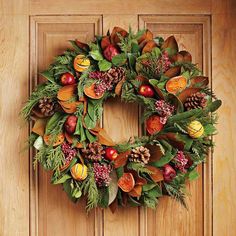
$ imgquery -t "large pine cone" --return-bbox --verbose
[38,97,55,116]
[184,92,207,110]
[82,142,105,162]
[129,146,151,164]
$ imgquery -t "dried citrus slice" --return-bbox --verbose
[166,75,187,94]
[118,172,135,192]
[84,83,104,100]
[57,84,77,101]
[146,115,164,135]
[128,185,142,197]
[43,133,65,146]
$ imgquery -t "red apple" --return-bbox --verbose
[61,73,76,85]
[105,147,118,161]
[64,115,78,134]
[163,164,176,182]
[138,85,155,97]
[103,44,119,61]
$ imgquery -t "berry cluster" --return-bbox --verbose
[174,151,188,173]
[155,100,175,124]
[93,163,112,187]
[61,142,77,164]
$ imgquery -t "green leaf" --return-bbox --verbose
[63,179,77,203]
[98,59,112,71]
[151,150,176,167]
[116,167,124,178]
[131,42,140,54]
[188,169,200,181]
[85,129,97,143]
[142,183,157,192]
[52,174,71,184]
[40,70,55,83]
[98,187,109,208]
[128,196,141,206]
[45,112,65,135]
[206,100,222,112]
[151,47,161,57]
[112,53,127,66]
[89,50,103,61]
[204,124,217,135]
[72,187,82,199]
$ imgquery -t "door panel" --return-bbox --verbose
[30,15,102,236]
[139,15,210,236]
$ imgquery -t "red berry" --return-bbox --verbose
[61,73,76,85]
[138,85,155,97]
[64,115,78,134]
[163,164,176,182]
[103,44,119,61]
[105,147,118,161]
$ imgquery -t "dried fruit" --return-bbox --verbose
[166,75,187,94]
[57,84,77,101]
[128,185,142,197]
[71,163,88,181]
[84,83,105,99]
[64,115,77,134]
[74,54,90,72]
[118,173,135,192]
[43,133,65,146]
[146,115,164,135]
[187,120,204,138]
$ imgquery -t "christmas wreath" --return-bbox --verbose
[22,27,221,212]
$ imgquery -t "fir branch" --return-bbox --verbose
[164,183,188,209]
[21,83,61,119]
[127,162,153,175]
[202,87,218,100]
[82,165,99,212]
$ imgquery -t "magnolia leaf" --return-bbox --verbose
[89,50,103,61]
[112,53,127,66]
[98,59,112,71]
[151,150,176,168]
[207,100,222,112]
[108,171,118,205]
[52,174,71,184]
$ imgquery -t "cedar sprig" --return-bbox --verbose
[81,165,99,212]
[21,82,60,119]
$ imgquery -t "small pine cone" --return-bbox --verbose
[184,92,207,111]
[105,67,126,84]
[82,142,105,162]
[38,97,55,116]
[129,146,151,164]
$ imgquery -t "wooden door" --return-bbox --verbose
[1,1,236,236]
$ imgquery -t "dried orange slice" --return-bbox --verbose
[146,115,164,135]
[84,83,104,99]
[57,84,77,101]
[118,173,135,193]
[166,75,187,94]
[43,133,65,146]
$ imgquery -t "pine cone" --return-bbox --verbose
[102,67,126,84]
[184,92,207,111]
[129,146,151,164]
[38,97,55,116]
[82,142,105,162]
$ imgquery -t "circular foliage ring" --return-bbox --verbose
[22,26,221,212]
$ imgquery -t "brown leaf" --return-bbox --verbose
[171,53,184,62]
[57,84,77,101]
[98,128,116,146]
[146,144,163,162]
[146,165,164,182]
[64,132,83,148]
[101,36,111,50]
[157,133,184,150]
[128,185,142,197]
[32,118,48,136]
[161,35,179,53]
[190,76,209,88]
[151,84,165,100]
[138,29,153,44]
[75,40,89,52]
[109,198,118,213]
[114,150,131,168]
[164,66,181,78]
[178,87,201,103]
[59,101,82,114]
[115,77,126,96]
[110,26,128,45]
[142,40,157,54]
[136,75,149,84]
[179,50,192,62]
[135,176,147,186]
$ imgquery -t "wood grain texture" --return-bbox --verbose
[29,0,211,15]
[102,15,141,236]
[0,0,29,236]
[30,15,102,236]
[212,0,236,235]
[139,15,211,236]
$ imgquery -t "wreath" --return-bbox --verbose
[22,26,221,212]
